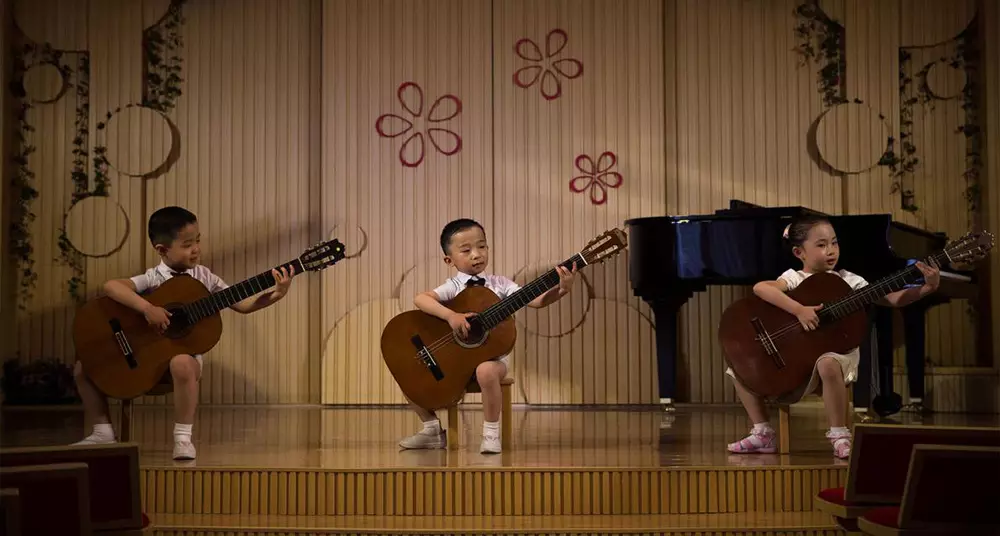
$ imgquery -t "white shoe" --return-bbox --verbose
[173,441,196,460]
[72,434,116,446]
[480,431,501,454]
[399,430,446,449]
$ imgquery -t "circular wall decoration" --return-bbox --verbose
[396,259,454,313]
[326,222,369,260]
[925,61,966,100]
[23,62,69,104]
[511,262,592,337]
[815,102,890,174]
[14,0,88,51]
[101,105,179,178]
[63,196,130,258]
[899,0,976,48]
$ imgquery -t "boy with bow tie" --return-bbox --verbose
[398,218,577,454]
[71,206,295,460]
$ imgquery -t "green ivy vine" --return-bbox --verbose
[955,22,982,225]
[793,0,847,107]
[55,54,91,303]
[143,0,186,113]
[8,43,71,309]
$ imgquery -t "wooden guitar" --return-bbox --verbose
[380,229,629,410]
[72,239,347,400]
[718,230,994,399]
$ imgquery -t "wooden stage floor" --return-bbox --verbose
[2,403,996,469]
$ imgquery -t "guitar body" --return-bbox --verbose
[73,276,224,400]
[718,271,869,399]
[380,286,517,410]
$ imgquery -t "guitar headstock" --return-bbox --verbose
[943,230,995,266]
[580,228,628,266]
[299,239,347,272]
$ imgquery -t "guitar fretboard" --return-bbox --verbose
[817,251,948,322]
[182,259,303,322]
[477,253,587,330]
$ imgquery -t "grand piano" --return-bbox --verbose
[626,200,983,415]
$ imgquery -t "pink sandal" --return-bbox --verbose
[727,428,777,454]
[827,429,852,459]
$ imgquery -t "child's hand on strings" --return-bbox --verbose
[914,259,940,292]
[795,303,823,331]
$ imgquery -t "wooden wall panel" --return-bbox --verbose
[319,0,493,404]
[492,0,664,404]
[3,0,994,406]
[985,0,1000,369]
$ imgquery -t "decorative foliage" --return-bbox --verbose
[513,29,584,101]
[793,1,846,107]
[954,21,982,225]
[570,152,623,205]
[143,0,186,113]
[8,43,71,309]
[375,82,463,168]
[1,358,80,405]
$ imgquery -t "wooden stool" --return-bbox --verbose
[446,377,514,451]
[777,388,854,454]
[117,383,172,442]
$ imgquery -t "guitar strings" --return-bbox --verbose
[410,261,580,361]
[763,251,949,343]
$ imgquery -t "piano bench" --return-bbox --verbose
[446,377,514,451]
[777,388,855,454]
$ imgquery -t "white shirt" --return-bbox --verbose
[432,271,521,302]
[432,271,521,367]
[778,268,868,291]
[130,261,229,295]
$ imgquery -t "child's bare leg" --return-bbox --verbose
[727,375,777,454]
[817,356,852,459]
[733,376,770,424]
[817,357,847,428]
[72,361,115,443]
[169,354,200,460]
[399,396,445,450]
[475,360,506,454]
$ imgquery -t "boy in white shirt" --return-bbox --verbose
[398,218,578,454]
[72,206,295,460]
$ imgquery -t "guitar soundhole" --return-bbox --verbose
[454,317,488,349]
[162,304,194,339]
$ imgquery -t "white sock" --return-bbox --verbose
[752,422,773,434]
[174,423,193,443]
[829,426,849,436]
[909,397,922,404]
[93,423,114,439]
[422,419,441,435]
[483,421,500,436]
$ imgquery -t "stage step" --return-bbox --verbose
[140,465,846,516]
[147,512,839,535]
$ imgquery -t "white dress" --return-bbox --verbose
[725,268,869,403]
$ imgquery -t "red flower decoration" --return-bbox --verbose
[375,82,463,167]
[513,29,584,101]
[570,152,623,205]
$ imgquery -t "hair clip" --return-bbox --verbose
[782,224,790,239]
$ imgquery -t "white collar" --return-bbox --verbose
[157,261,194,278]
[454,271,488,285]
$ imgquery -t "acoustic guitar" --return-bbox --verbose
[718,230,994,399]
[380,229,628,410]
[73,239,347,400]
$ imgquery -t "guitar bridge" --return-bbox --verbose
[410,335,444,381]
[751,317,785,369]
[109,318,138,370]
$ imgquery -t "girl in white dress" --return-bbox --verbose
[726,217,941,459]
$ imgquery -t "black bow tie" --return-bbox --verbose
[466,276,486,287]
[170,271,188,277]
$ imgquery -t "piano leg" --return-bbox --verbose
[649,292,693,412]
[902,303,929,413]
[871,306,903,418]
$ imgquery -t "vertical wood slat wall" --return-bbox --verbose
[5,0,995,406]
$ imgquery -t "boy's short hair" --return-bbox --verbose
[148,206,198,246]
[440,218,485,254]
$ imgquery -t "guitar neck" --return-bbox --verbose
[478,253,586,330]
[819,250,949,321]
[184,259,303,321]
